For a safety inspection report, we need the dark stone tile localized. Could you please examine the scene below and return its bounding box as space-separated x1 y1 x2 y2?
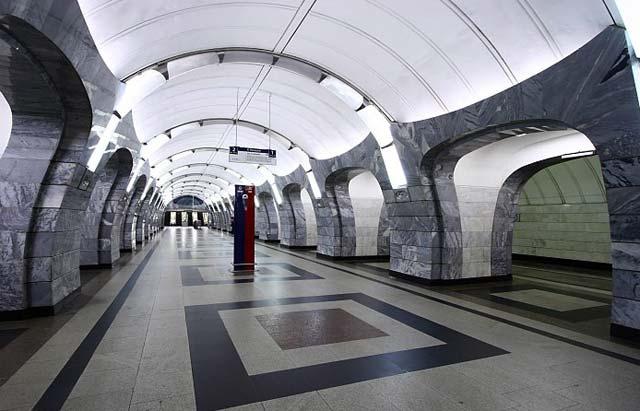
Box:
0 328 26 350
255 308 388 350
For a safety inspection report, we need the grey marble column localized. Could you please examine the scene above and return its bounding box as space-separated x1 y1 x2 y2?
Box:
121 176 147 251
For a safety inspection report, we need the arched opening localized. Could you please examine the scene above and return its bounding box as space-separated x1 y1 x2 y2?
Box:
121 175 147 251
320 168 389 259
415 123 621 337
81 148 133 266
257 192 279 242
510 156 611 284
452 128 596 278
0 16 92 312
280 184 317 249
164 195 210 227
135 191 153 243
349 172 389 258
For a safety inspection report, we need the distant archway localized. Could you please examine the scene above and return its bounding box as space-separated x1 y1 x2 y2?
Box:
321 168 389 258
257 192 279 241
82 148 133 266
280 183 317 248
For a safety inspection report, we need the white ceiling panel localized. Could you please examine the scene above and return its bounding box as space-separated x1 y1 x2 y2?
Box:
78 0 301 78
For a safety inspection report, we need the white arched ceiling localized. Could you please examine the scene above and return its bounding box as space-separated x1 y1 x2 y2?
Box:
78 0 612 198
134 63 368 159
147 122 299 176
153 154 267 185
521 156 606 205
79 0 611 122
454 130 596 188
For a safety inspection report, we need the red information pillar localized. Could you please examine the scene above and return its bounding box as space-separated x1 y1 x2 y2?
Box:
232 185 255 271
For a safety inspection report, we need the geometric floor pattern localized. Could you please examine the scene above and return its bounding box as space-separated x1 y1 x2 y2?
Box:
0 227 639 411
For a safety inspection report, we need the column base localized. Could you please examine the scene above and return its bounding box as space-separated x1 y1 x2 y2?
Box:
389 270 512 285
610 323 640 342
0 288 80 321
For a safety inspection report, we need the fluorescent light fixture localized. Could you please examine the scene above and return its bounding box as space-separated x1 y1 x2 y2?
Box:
225 168 242 178
306 170 322 199
170 123 199 139
357 105 394 147
240 177 251 184
216 177 229 186
320 75 363 110
126 159 146 192
154 158 172 170
141 133 170 159
290 147 311 171
171 151 192 161
264 129 292 149
257 166 276 183
87 114 120 171
255 194 261 208
141 178 154 200
171 165 189 174
381 144 408 188
616 0 640 53
116 69 165 115
561 150 595 159
631 49 640 108
269 181 282 205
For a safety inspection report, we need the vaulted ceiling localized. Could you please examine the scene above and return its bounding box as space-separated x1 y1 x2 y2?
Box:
78 0 613 204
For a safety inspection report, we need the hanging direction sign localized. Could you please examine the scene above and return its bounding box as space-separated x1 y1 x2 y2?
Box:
229 146 277 165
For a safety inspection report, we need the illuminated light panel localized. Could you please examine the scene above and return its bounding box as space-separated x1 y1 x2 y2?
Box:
357 105 394 147
116 69 165 115
381 144 408 189
171 151 192 161
126 159 146 192
141 133 170 159
306 170 322 199
320 75 364 110
171 165 190 173
87 114 120 171
561 151 595 159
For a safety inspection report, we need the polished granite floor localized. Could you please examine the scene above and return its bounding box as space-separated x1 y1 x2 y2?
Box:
0 227 639 410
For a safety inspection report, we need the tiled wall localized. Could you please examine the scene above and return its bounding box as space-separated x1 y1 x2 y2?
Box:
513 203 611 263
349 172 384 257
513 157 611 264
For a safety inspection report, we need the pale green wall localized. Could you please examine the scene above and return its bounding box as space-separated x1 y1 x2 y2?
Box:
513 156 611 264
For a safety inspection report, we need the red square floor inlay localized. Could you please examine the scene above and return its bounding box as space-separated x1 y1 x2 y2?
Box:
255 308 388 350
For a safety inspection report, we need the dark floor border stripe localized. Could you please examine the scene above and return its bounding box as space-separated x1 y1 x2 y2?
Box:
33 237 162 410
258 242 640 365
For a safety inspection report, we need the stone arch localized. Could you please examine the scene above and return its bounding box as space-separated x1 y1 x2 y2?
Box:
81 148 134 266
257 191 279 241
320 168 389 258
418 123 588 279
121 175 147 251
280 183 318 248
97 149 135 264
136 190 154 243
390 27 640 336
0 16 93 312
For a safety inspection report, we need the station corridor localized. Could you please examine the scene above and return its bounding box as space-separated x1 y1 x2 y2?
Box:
0 227 637 410
2 0 640 410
